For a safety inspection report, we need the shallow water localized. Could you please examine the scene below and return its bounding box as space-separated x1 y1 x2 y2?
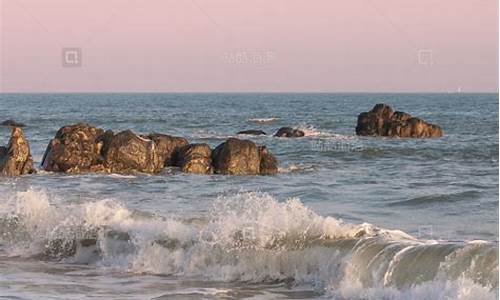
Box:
0 93 498 299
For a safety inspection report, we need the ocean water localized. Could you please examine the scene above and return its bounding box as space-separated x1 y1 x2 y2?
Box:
0 93 498 299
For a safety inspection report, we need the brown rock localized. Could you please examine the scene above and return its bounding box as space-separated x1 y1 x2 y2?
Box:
258 145 278 175
355 104 443 138
212 138 278 175
0 127 35 176
394 117 444 138
145 133 188 166
173 143 213 174
42 124 194 174
104 130 163 174
212 138 260 175
41 123 107 172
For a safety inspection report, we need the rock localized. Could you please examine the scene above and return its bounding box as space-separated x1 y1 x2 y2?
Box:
274 127 305 138
258 145 278 175
1 119 26 127
104 130 163 174
388 117 444 138
355 104 443 138
0 127 35 176
42 124 190 174
41 123 107 172
237 130 267 135
212 138 278 175
145 133 188 166
212 138 260 175
173 143 213 174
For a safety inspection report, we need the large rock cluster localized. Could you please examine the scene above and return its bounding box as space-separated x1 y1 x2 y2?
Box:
355 104 443 138
0 127 35 176
41 123 278 175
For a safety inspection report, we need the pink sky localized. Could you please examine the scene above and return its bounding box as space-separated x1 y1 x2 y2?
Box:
1 0 498 92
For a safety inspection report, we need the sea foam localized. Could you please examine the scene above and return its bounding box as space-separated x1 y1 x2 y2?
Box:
0 188 497 299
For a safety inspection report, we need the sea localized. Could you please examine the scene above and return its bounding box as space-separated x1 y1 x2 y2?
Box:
0 93 498 299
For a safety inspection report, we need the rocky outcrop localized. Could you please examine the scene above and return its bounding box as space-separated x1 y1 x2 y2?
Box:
274 127 305 138
355 104 443 138
0 127 35 176
41 123 107 173
212 138 278 175
1 119 26 127
42 124 278 175
42 124 189 174
173 144 213 174
237 130 267 135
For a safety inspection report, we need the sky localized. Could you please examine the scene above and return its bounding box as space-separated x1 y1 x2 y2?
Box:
0 0 498 92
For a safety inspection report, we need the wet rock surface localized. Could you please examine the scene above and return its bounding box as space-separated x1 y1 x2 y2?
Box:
356 104 443 138
41 123 107 173
40 124 279 175
0 127 35 176
212 138 278 175
173 143 213 174
104 130 164 174
274 127 305 138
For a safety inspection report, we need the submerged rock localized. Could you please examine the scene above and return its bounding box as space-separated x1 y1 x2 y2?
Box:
355 104 443 138
1 119 26 127
173 143 213 174
0 127 35 176
212 138 278 175
237 129 267 136
274 127 305 138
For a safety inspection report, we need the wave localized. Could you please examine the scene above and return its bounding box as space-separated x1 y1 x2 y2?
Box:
247 117 281 124
387 191 482 207
0 189 497 299
294 124 356 141
278 164 318 173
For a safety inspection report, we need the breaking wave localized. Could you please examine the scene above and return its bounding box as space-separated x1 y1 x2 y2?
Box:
0 188 497 299
247 117 281 124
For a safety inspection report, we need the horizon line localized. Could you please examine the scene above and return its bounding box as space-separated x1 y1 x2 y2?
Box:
1 91 498 95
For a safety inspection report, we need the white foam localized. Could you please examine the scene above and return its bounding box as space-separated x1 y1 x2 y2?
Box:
247 117 280 124
331 277 496 300
295 123 355 140
0 188 496 299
